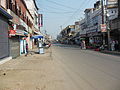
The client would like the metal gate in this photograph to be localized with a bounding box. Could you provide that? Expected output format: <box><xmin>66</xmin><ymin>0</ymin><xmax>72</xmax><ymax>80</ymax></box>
<box><xmin>0</xmin><ymin>16</ymin><xmax>9</xmax><ymax>59</ymax></box>
<box><xmin>9</xmin><ymin>36</ymin><xmax>20</xmax><ymax>58</ymax></box>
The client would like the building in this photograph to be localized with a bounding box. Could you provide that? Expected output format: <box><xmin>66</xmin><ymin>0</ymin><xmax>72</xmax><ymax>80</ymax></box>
<box><xmin>0</xmin><ymin>0</ymin><xmax>38</xmax><ymax>58</ymax></box>
<box><xmin>6</xmin><ymin>0</ymin><xmax>34</xmax><ymax>58</ymax></box>
<box><xmin>78</xmin><ymin>0</ymin><xmax>118</xmax><ymax>49</ymax></box>
<box><xmin>0</xmin><ymin>6</ymin><xmax>13</xmax><ymax>59</ymax></box>
<box><xmin>110</xmin><ymin>0</ymin><xmax>120</xmax><ymax>51</ymax></box>
<box><xmin>59</xmin><ymin>25</ymin><xmax>75</xmax><ymax>44</ymax></box>
<box><xmin>24</xmin><ymin>0</ymin><xmax>42</xmax><ymax>48</ymax></box>
<box><xmin>74</xmin><ymin>21</ymin><xmax>81</xmax><ymax>45</ymax></box>
<box><xmin>24</xmin><ymin>0</ymin><xmax>39</xmax><ymax>34</ymax></box>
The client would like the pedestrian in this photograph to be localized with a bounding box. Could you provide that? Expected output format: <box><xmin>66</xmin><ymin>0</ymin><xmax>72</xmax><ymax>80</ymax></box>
<box><xmin>83</xmin><ymin>40</ymin><xmax>86</xmax><ymax>49</ymax></box>
<box><xmin>25</xmin><ymin>43</ymin><xmax>28</xmax><ymax>56</ymax></box>
<box><xmin>80</xmin><ymin>40</ymin><xmax>83</xmax><ymax>49</ymax></box>
<box><xmin>115</xmin><ymin>40</ymin><xmax>119</xmax><ymax>51</ymax></box>
<box><xmin>111</xmin><ymin>40</ymin><xmax>115</xmax><ymax>51</ymax></box>
<box><xmin>81</xmin><ymin>40</ymin><xmax>86</xmax><ymax>49</ymax></box>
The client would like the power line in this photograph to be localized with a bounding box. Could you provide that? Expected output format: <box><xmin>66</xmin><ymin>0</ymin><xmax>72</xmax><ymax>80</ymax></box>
<box><xmin>41</xmin><ymin>7</ymin><xmax>75</xmax><ymax>14</ymax></box>
<box><xmin>45</xmin><ymin>0</ymin><xmax>77</xmax><ymax>10</ymax></box>
<box><xmin>42</xmin><ymin>5</ymin><xmax>78</xmax><ymax>12</ymax></box>
<box><xmin>40</xmin><ymin>11</ymin><xmax>75</xmax><ymax>14</ymax></box>
<box><xmin>61</xmin><ymin>0</ymin><xmax>88</xmax><ymax>26</ymax></box>
<box><xmin>36</xmin><ymin>0</ymin><xmax>78</xmax><ymax>13</ymax></box>
<box><xmin>61</xmin><ymin>0</ymin><xmax>97</xmax><ymax>27</ymax></box>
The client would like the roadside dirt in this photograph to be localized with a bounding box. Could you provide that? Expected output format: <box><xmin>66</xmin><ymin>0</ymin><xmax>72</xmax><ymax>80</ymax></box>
<box><xmin>0</xmin><ymin>48</ymin><xmax>66</xmax><ymax>90</ymax></box>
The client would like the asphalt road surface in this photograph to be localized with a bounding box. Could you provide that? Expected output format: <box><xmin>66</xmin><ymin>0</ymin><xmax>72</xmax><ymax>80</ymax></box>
<box><xmin>52</xmin><ymin>44</ymin><xmax>120</xmax><ymax>90</ymax></box>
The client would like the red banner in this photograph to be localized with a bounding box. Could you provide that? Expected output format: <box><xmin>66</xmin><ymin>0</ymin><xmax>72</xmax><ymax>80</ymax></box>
<box><xmin>38</xmin><ymin>14</ymin><xmax>43</xmax><ymax>27</ymax></box>
<box><xmin>8</xmin><ymin>30</ymin><xmax>16</xmax><ymax>36</ymax></box>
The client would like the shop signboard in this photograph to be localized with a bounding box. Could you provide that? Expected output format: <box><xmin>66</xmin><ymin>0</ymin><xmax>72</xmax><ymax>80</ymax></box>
<box><xmin>9</xmin><ymin>30</ymin><xmax>16</xmax><ymax>36</ymax></box>
<box><xmin>16</xmin><ymin>29</ymin><xmax>26</xmax><ymax>36</ymax></box>
<box><xmin>38</xmin><ymin>14</ymin><xmax>43</xmax><ymax>27</ymax></box>
<box><xmin>107</xmin><ymin>0</ymin><xmax>117</xmax><ymax>5</ymax></box>
<box><xmin>100</xmin><ymin>24</ymin><xmax>107</xmax><ymax>32</ymax></box>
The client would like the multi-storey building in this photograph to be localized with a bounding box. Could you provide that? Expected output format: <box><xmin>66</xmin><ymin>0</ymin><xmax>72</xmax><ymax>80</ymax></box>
<box><xmin>6</xmin><ymin>0</ymin><xmax>34</xmax><ymax>58</ymax></box>
<box><xmin>0</xmin><ymin>5</ymin><xmax>13</xmax><ymax>59</ymax></box>
<box><xmin>59</xmin><ymin>25</ymin><xmax>75</xmax><ymax>44</ymax></box>
<box><xmin>79</xmin><ymin>0</ymin><xmax>118</xmax><ymax>49</ymax></box>
<box><xmin>0</xmin><ymin>0</ymin><xmax>39</xmax><ymax>58</ymax></box>
<box><xmin>24</xmin><ymin>0</ymin><xmax>42</xmax><ymax>49</ymax></box>
<box><xmin>110</xmin><ymin>0</ymin><xmax>120</xmax><ymax>51</ymax></box>
<box><xmin>74</xmin><ymin>21</ymin><xmax>81</xmax><ymax>45</ymax></box>
<box><xmin>24</xmin><ymin>0</ymin><xmax>39</xmax><ymax>35</ymax></box>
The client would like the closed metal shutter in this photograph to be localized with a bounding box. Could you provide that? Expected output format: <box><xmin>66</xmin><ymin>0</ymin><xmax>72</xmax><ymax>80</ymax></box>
<box><xmin>0</xmin><ymin>16</ymin><xmax>9</xmax><ymax>59</ymax></box>
<box><xmin>9</xmin><ymin>36</ymin><xmax>20</xmax><ymax>58</ymax></box>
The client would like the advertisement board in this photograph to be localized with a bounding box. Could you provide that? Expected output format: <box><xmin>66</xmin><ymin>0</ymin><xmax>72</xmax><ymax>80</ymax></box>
<box><xmin>107</xmin><ymin>0</ymin><xmax>117</xmax><ymax>5</ymax></box>
<box><xmin>38</xmin><ymin>14</ymin><xmax>43</xmax><ymax>27</ymax></box>
<box><xmin>100</xmin><ymin>24</ymin><xmax>107</xmax><ymax>32</ymax></box>
<box><xmin>9</xmin><ymin>30</ymin><xmax>16</xmax><ymax>36</ymax></box>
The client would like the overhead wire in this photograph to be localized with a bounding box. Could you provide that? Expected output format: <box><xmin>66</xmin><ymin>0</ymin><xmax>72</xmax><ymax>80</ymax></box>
<box><xmin>61</xmin><ymin>0</ymin><xmax>89</xmax><ymax>26</ymax></box>
<box><xmin>41</xmin><ymin>5</ymin><xmax>81</xmax><ymax>12</ymax></box>
<box><xmin>36</xmin><ymin>0</ymin><xmax>98</xmax><ymax>29</ymax></box>
<box><xmin>61</xmin><ymin>0</ymin><xmax>98</xmax><ymax>27</ymax></box>
<box><xmin>40</xmin><ymin>11</ymin><xmax>75</xmax><ymax>14</ymax></box>
<box><xmin>45</xmin><ymin>0</ymin><xmax>77</xmax><ymax>10</ymax></box>
<box><xmin>36</xmin><ymin>0</ymin><xmax>77</xmax><ymax>14</ymax></box>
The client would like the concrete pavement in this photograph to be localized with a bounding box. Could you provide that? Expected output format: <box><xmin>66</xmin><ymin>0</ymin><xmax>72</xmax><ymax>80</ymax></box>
<box><xmin>0</xmin><ymin>46</ymin><xmax>120</xmax><ymax>90</ymax></box>
<box><xmin>100</xmin><ymin>50</ymin><xmax>120</xmax><ymax>56</ymax></box>
<box><xmin>53</xmin><ymin>44</ymin><xmax>120</xmax><ymax>56</ymax></box>
<box><xmin>0</xmin><ymin>48</ymin><xmax>70</xmax><ymax>90</ymax></box>
<box><xmin>52</xmin><ymin>46</ymin><xmax>120</xmax><ymax>90</ymax></box>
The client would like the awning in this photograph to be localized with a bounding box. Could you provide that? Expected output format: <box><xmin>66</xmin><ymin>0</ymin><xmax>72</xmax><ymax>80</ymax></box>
<box><xmin>16</xmin><ymin>29</ymin><xmax>28</xmax><ymax>36</ymax></box>
<box><xmin>31</xmin><ymin>35</ymin><xmax>43</xmax><ymax>39</ymax></box>
<box><xmin>0</xmin><ymin>8</ymin><xmax>13</xmax><ymax>19</ymax></box>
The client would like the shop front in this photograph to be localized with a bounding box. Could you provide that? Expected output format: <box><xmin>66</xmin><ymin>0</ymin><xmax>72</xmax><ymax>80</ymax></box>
<box><xmin>87</xmin><ymin>32</ymin><xmax>103</xmax><ymax>48</ymax></box>
<box><xmin>80</xmin><ymin>34</ymin><xmax>89</xmax><ymax>46</ymax></box>
<box><xmin>86</xmin><ymin>25</ymin><xmax>103</xmax><ymax>49</ymax></box>
<box><xmin>16</xmin><ymin>29</ymin><xmax>28</xmax><ymax>55</ymax></box>
<box><xmin>8</xmin><ymin>25</ymin><xmax>28</xmax><ymax>58</ymax></box>
<box><xmin>9</xmin><ymin>36</ymin><xmax>20</xmax><ymax>58</ymax></box>
<box><xmin>110</xmin><ymin>18</ymin><xmax>120</xmax><ymax>51</ymax></box>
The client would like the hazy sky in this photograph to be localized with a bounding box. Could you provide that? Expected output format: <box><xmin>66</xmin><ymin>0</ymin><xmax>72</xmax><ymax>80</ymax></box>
<box><xmin>36</xmin><ymin>0</ymin><xmax>98</xmax><ymax>38</ymax></box>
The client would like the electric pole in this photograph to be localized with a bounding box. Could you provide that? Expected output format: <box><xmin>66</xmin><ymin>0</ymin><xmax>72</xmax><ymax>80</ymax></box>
<box><xmin>101</xmin><ymin>0</ymin><xmax>106</xmax><ymax>46</ymax></box>
<box><xmin>60</xmin><ymin>25</ymin><xmax>62</xmax><ymax>31</ymax></box>
<box><xmin>105</xmin><ymin>0</ymin><xmax>111</xmax><ymax>50</ymax></box>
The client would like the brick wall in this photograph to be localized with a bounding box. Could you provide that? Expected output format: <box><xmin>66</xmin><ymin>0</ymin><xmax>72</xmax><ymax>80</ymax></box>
<box><xmin>6</xmin><ymin>0</ymin><xmax>33</xmax><ymax>28</ymax></box>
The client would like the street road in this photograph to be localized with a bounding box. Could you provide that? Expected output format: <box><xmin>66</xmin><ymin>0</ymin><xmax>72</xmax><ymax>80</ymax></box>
<box><xmin>52</xmin><ymin>44</ymin><xmax>120</xmax><ymax>90</ymax></box>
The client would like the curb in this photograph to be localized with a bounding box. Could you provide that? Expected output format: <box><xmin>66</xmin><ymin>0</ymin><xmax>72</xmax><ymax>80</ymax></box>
<box><xmin>0</xmin><ymin>57</ymin><xmax>12</xmax><ymax>65</ymax></box>
<box><xmin>100</xmin><ymin>50</ymin><xmax>120</xmax><ymax>56</ymax></box>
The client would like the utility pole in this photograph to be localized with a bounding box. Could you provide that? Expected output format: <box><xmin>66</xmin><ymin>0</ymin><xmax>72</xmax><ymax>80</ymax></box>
<box><xmin>60</xmin><ymin>25</ymin><xmax>62</xmax><ymax>31</ymax></box>
<box><xmin>101</xmin><ymin>0</ymin><xmax>104</xmax><ymax>24</ymax></box>
<box><xmin>105</xmin><ymin>0</ymin><xmax>111</xmax><ymax>50</ymax></box>
<box><xmin>44</xmin><ymin>30</ymin><xmax>47</xmax><ymax>35</ymax></box>
<box><xmin>118</xmin><ymin>0</ymin><xmax>120</xmax><ymax>51</ymax></box>
<box><xmin>118</xmin><ymin>0</ymin><xmax>120</xmax><ymax>18</ymax></box>
<box><xmin>101</xmin><ymin>0</ymin><xmax>106</xmax><ymax>46</ymax></box>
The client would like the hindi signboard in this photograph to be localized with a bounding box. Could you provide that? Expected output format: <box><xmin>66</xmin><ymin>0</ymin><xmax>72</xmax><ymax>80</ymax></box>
<box><xmin>9</xmin><ymin>30</ymin><xmax>16</xmax><ymax>36</ymax></box>
<box><xmin>100</xmin><ymin>24</ymin><xmax>107</xmax><ymax>32</ymax></box>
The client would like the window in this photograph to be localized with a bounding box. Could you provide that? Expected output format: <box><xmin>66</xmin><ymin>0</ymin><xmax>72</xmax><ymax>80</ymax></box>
<box><xmin>34</xmin><ymin>14</ymin><xmax>38</xmax><ymax>25</ymax></box>
<box><xmin>19</xmin><ymin>7</ymin><xmax>21</xmax><ymax>15</ymax></box>
<box><xmin>111</xmin><ymin>10</ymin><xmax>113</xmax><ymax>13</ymax></box>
